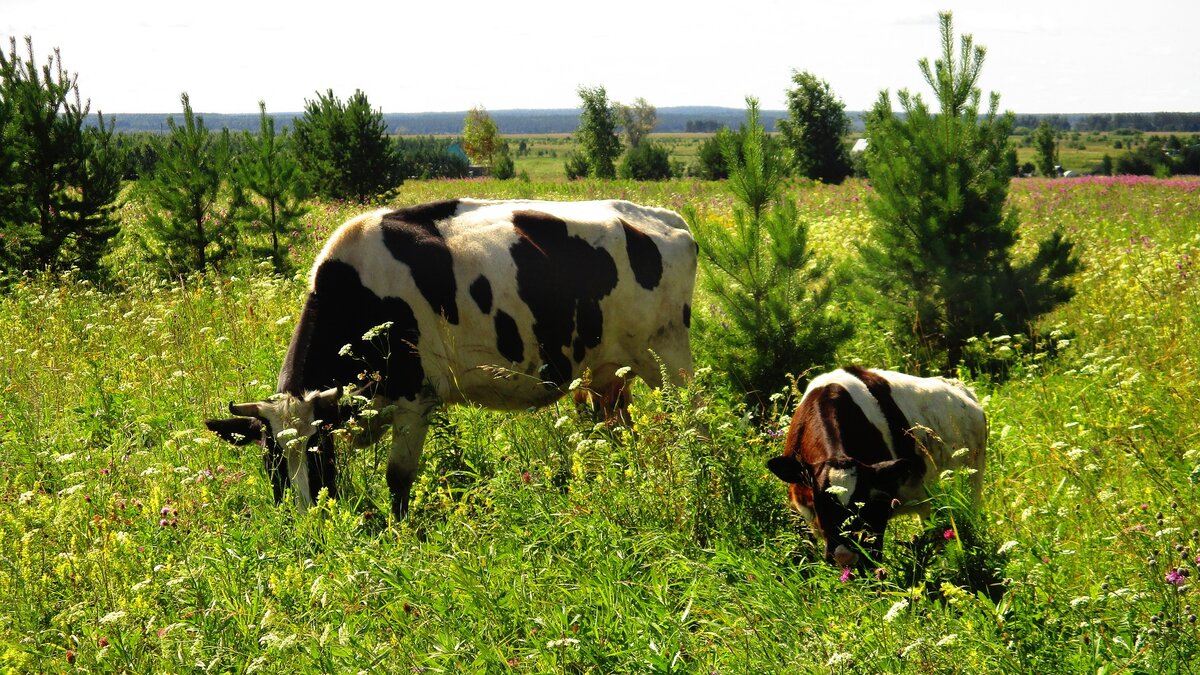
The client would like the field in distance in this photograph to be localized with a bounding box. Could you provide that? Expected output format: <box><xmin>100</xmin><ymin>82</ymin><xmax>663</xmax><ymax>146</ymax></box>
<box><xmin>450</xmin><ymin>131</ymin><xmax>1199</xmax><ymax>180</ymax></box>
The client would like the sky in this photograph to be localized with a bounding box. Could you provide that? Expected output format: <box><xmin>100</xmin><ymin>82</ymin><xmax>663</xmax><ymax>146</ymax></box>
<box><xmin>3</xmin><ymin>0</ymin><xmax>1198</xmax><ymax>116</ymax></box>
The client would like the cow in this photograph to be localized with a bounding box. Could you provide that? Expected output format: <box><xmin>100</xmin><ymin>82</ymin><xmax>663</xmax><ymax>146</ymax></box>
<box><xmin>205</xmin><ymin>199</ymin><xmax>697</xmax><ymax>520</ymax></box>
<box><xmin>766</xmin><ymin>366</ymin><xmax>986</xmax><ymax>569</ymax></box>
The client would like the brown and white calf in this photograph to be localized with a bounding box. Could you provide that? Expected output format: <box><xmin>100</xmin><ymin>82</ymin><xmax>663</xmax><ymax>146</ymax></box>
<box><xmin>206</xmin><ymin>199</ymin><xmax>697</xmax><ymax>520</ymax></box>
<box><xmin>766</xmin><ymin>366</ymin><xmax>986</xmax><ymax>568</ymax></box>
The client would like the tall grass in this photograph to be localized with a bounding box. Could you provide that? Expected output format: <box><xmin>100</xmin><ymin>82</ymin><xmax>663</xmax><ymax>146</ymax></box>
<box><xmin>1</xmin><ymin>176</ymin><xmax>1198</xmax><ymax>672</ymax></box>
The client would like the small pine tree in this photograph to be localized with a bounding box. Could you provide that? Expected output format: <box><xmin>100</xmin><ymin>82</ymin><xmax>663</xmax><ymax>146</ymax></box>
<box><xmin>686</xmin><ymin>98</ymin><xmax>852</xmax><ymax>414</ymax></box>
<box><xmin>777</xmin><ymin>70</ymin><xmax>853</xmax><ymax>184</ymax></box>
<box><xmin>0</xmin><ymin>37</ymin><xmax>122</xmax><ymax>276</ymax></box>
<box><xmin>491</xmin><ymin>142</ymin><xmax>516</xmax><ymax>180</ymax></box>
<box><xmin>234</xmin><ymin>101</ymin><xmax>310</xmax><ymax>271</ymax></box>
<box><xmin>574</xmin><ymin>86</ymin><xmax>621</xmax><ymax>179</ymax></box>
<box><xmin>861</xmin><ymin>12</ymin><xmax>1080</xmax><ymax>374</ymax></box>
<box><xmin>292</xmin><ymin>89</ymin><xmax>400</xmax><ymax>201</ymax></box>
<box><xmin>139</xmin><ymin>93</ymin><xmax>239</xmax><ymax>274</ymax></box>
<box><xmin>1033</xmin><ymin>120</ymin><xmax>1059</xmax><ymax>177</ymax></box>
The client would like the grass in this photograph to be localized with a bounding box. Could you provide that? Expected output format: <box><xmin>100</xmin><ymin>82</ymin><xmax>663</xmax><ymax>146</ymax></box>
<box><xmin>2</xmin><ymin>176</ymin><xmax>1200</xmax><ymax>672</ymax></box>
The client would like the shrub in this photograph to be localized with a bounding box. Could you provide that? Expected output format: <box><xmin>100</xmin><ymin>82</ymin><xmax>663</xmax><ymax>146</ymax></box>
<box><xmin>618</xmin><ymin>142</ymin><xmax>671</xmax><ymax>180</ymax></box>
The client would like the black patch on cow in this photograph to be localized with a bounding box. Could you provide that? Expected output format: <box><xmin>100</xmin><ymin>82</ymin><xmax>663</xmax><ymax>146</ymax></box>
<box><xmin>278</xmin><ymin>259</ymin><xmax>425</xmax><ymax>401</ymax></box>
<box><xmin>470</xmin><ymin>275</ymin><xmax>493</xmax><ymax>314</ymax></box>
<box><xmin>842</xmin><ymin>367</ymin><xmax>922</xmax><ymax>472</ymax></box>
<box><xmin>682</xmin><ymin>303</ymin><xmax>691</xmax><ymax>328</ymax></box>
<box><xmin>815</xmin><ymin>383</ymin><xmax>894</xmax><ymax>467</ymax></box>
<box><xmin>510</xmin><ymin>210</ymin><xmax>618</xmax><ymax>388</ymax></box>
<box><xmin>620</xmin><ymin>218</ymin><xmax>664</xmax><ymax>290</ymax></box>
<box><xmin>380</xmin><ymin>201</ymin><xmax>460</xmax><ymax>324</ymax></box>
<box><xmin>494</xmin><ymin>309</ymin><xmax>524</xmax><ymax>363</ymax></box>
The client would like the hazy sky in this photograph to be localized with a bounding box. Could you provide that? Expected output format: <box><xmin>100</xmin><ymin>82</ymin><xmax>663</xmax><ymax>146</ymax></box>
<box><xmin>3</xmin><ymin>0</ymin><xmax>1197</xmax><ymax>115</ymax></box>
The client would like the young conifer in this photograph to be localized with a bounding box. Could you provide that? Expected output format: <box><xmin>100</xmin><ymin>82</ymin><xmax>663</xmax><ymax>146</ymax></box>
<box><xmin>861</xmin><ymin>12</ymin><xmax>1080</xmax><ymax>373</ymax></box>
<box><xmin>687</xmin><ymin>98</ymin><xmax>852</xmax><ymax>414</ymax></box>
<box><xmin>139</xmin><ymin>93</ymin><xmax>239</xmax><ymax>274</ymax></box>
<box><xmin>235</xmin><ymin>101</ymin><xmax>310</xmax><ymax>271</ymax></box>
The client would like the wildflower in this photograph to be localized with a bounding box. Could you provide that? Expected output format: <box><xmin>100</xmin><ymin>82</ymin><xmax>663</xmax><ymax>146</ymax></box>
<box><xmin>884</xmin><ymin>598</ymin><xmax>909</xmax><ymax>622</ymax></box>
<box><xmin>546</xmin><ymin>637</ymin><xmax>580</xmax><ymax>648</ymax></box>
<box><xmin>840</xmin><ymin>568</ymin><xmax>853</xmax><ymax>583</ymax></box>
<box><xmin>1167</xmin><ymin>569</ymin><xmax>1186</xmax><ymax>586</ymax></box>
<box><xmin>944</xmin><ymin>528</ymin><xmax>956</xmax><ymax>540</ymax></box>
<box><xmin>66</xmin><ymin>650</ymin><xmax>75</xmax><ymax>665</ymax></box>
<box><xmin>98</xmin><ymin>636</ymin><xmax>109</xmax><ymax>648</ymax></box>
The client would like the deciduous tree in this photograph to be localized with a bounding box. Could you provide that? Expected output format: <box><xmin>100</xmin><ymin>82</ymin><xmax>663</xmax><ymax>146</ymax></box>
<box><xmin>617</xmin><ymin>97</ymin><xmax>657</xmax><ymax>149</ymax></box>
<box><xmin>573</xmin><ymin>86</ymin><xmax>621</xmax><ymax>179</ymax></box>
<box><xmin>462</xmin><ymin>106</ymin><xmax>500</xmax><ymax>166</ymax></box>
<box><xmin>777</xmin><ymin>71</ymin><xmax>852</xmax><ymax>184</ymax></box>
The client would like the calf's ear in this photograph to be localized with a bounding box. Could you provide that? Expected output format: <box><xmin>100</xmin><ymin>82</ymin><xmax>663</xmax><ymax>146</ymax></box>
<box><xmin>205</xmin><ymin>417</ymin><xmax>265</xmax><ymax>446</ymax></box>
<box><xmin>766</xmin><ymin>455</ymin><xmax>809</xmax><ymax>484</ymax></box>
<box><xmin>866</xmin><ymin>457</ymin><xmax>918</xmax><ymax>485</ymax></box>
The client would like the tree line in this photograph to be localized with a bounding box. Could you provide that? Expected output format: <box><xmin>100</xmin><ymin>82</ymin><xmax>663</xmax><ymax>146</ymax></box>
<box><xmin>1</xmin><ymin>14</ymin><xmax>1083</xmax><ymax>392</ymax></box>
<box><xmin>0</xmin><ymin>38</ymin><xmax>475</xmax><ymax>280</ymax></box>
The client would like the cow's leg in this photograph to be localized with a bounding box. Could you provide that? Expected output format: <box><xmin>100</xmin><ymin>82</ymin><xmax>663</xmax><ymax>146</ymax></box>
<box><xmin>387</xmin><ymin>409</ymin><xmax>430</xmax><ymax>520</ymax></box>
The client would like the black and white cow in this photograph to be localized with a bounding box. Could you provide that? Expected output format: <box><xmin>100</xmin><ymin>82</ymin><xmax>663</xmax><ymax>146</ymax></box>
<box><xmin>206</xmin><ymin>199</ymin><xmax>697</xmax><ymax>519</ymax></box>
<box><xmin>766</xmin><ymin>366</ymin><xmax>986</xmax><ymax>568</ymax></box>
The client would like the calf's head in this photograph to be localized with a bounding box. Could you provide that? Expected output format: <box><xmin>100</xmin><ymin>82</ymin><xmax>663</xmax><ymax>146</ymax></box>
<box><xmin>205</xmin><ymin>388</ymin><xmax>345</xmax><ymax>503</ymax></box>
<box><xmin>767</xmin><ymin>455</ymin><xmax>919</xmax><ymax>568</ymax></box>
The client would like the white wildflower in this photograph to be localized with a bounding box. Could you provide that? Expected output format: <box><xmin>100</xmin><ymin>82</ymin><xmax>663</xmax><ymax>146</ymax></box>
<box><xmin>826</xmin><ymin>652</ymin><xmax>854</xmax><ymax>667</ymax></box>
<box><xmin>99</xmin><ymin>610</ymin><xmax>126</xmax><ymax>624</ymax></box>
<box><xmin>825</xmin><ymin>484</ymin><xmax>849</xmax><ymax>496</ymax></box>
<box><xmin>546</xmin><ymin>638</ymin><xmax>580</xmax><ymax>649</ymax></box>
<box><xmin>884</xmin><ymin>598</ymin><xmax>909</xmax><ymax>622</ymax></box>
<box><xmin>935</xmin><ymin>634</ymin><xmax>957</xmax><ymax>647</ymax></box>
<box><xmin>615</xmin><ymin>366</ymin><xmax>632</xmax><ymax>378</ymax></box>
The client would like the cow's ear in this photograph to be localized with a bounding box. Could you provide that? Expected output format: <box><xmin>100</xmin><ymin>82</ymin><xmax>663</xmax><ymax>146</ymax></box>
<box><xmin>866</xmin><ymin>457</ymin><xmax>918</xmax><ymax>485</ymax></box>
<box><xmin>205</xmin><ymin>417</ymin><xmax>265</xmax><ymax>446</ymax></box>
<box><xmin>229</xmin><ymin>400</ymin><xmax>268</xmax><ymax>418</ymax></box>
<box><xmin>767</xmin><ymin>455</ymin><xmax>808</xmax><ymax>484</ymax></box>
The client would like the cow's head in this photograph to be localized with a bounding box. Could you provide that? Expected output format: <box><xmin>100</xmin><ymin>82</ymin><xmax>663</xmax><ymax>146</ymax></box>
<box><xmin>767</xmin><ymin>454</ymin><xmax>918</xmax><ymax>568</ymax></box>
<box><xmin>205</xmin><ymin>388</ymin><xmax>345</xmax><ymax>503</ymax></box>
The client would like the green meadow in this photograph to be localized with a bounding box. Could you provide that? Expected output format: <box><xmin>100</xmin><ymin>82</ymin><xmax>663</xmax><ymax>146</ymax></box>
<box><xmin>2</xmin><ymin>175</ymin><xmax>1199</xmax><ymax>672</ymax></box>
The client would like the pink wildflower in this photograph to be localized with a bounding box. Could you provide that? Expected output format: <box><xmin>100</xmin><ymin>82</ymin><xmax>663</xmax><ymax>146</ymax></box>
<box><xmin>839</xmin><ymin>568</ymin><xmax>853</xmax><ymax>583</ymax></box>
<box><xmin>1166</xmin><ymin>569</ymin><xmax>1186</xmax><ymax>586</ymax></box>
<box><xmin>944</xmin><ymin>528</ymin><xmax>956</xmax><ymax>540</ymax></box>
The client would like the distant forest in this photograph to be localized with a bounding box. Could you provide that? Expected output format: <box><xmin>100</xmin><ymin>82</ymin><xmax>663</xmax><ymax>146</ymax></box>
<box><xmin>94</xmin><ymin>107</ymin><xmax>802</xmax><ymax>135</ymax></box>
<box><xmin>89</xmin><ymin>107</ymin><xmax>1200</xmax><ymax>135</ymax></box>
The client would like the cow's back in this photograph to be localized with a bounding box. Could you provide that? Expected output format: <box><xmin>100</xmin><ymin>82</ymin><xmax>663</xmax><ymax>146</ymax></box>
<box><xmin>304</xmin><ymin>199</ymin><xmax>696</xmax><ymax>409</ymax></box>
